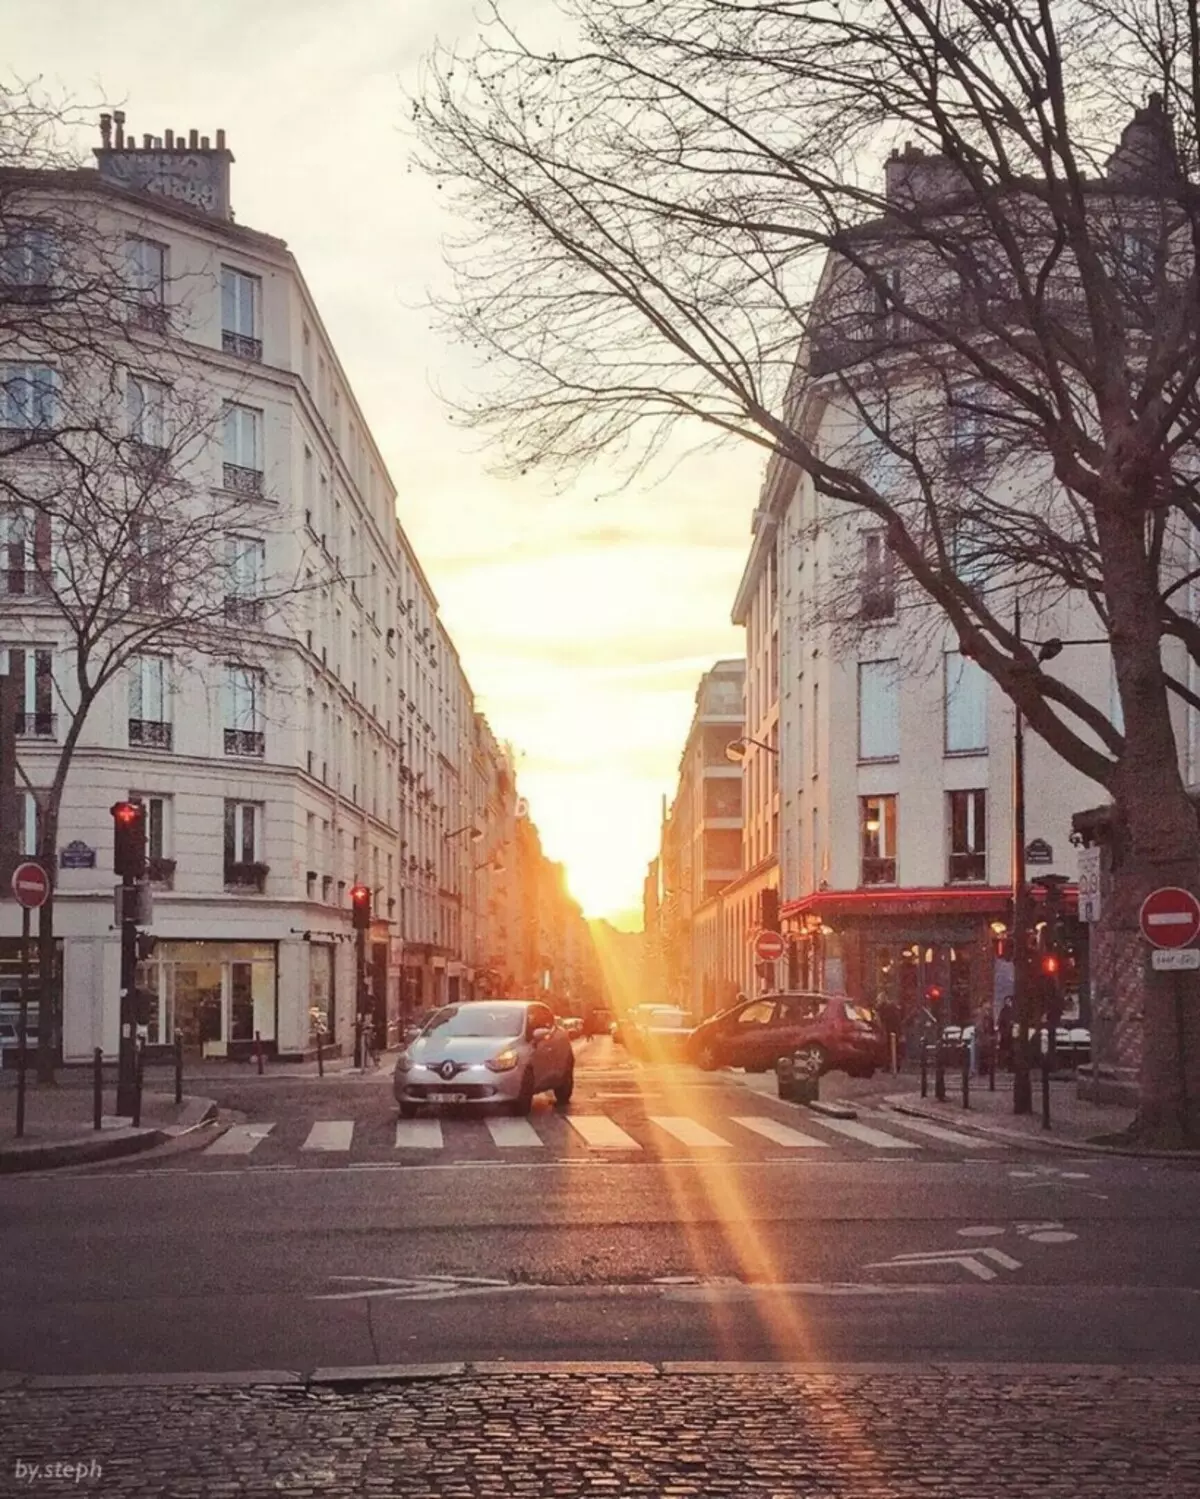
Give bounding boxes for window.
[861,529,896,620]
[128,655,172,749]
[858,660,899,760]
[861,794,897,885]
[1,646,55,737]
[0,507,49,595]
[0,225,54,292]
[220,267,262,360]
[948,385,986,461]
[225,535,265,625]
[945,651,988,754]
[128,519,168,610]
[125,237,167,328]
[734,1000,777,1028]
[131,795,172,880]
[224,665,265,757]
[704,777,742,819]
[948,789,987,882]
[20,790,44,858]
[0,363,56,430]
[222,403,262,494]
[127,375,166,449]
[224,800,265,886]
[947,512,990,586]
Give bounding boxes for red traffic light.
[350,884,370,906]
[112,801,141,826]
[1041,954,1060,976]
[350,883,371,931]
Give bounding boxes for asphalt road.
[2,1040,1198,1376]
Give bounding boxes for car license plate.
[432,1090,467,1103]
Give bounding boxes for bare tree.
[417,0,1200,1142]
[1,83,318,1080]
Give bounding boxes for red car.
[685,992,887,1078]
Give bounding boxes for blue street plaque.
[59,841,97,870]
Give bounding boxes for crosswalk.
[191,1106,1001,1166]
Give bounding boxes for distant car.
[685,992,887,1078]
[584,1007,614,1037]
[629,1006,696,1061]
[393,1000,575,1117]
[617,1003,672,1051]
[560,1017,585,1039]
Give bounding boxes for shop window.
[861,794,897,885]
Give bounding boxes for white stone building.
[0,116,513,1062]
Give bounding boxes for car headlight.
[395,1052,412,1072]
[485,1048,520,1073]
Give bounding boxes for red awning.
[782,884,1078,923]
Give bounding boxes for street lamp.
[444,825,484,843]
[725,736,779,763]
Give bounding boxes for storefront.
[137,940,278,1058]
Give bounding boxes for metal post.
[1012,603,1033,1114]
[355,924,367,1065]
[116,877,138,1116]
[132,1038,144,1128]
[316,1031,324,1078]
[254,1029,264,1075]
[93,1047,103,1130]
[1041,1040,1051,1130]
[173,1028,183,1106]
[15,905,30,1138]
[889,1031,898,1076]
[920,1035,928,1097]
[962,1035,970,1109]
[1175,972,1191,1143]
[989,1031,997,1091]
[935,1029,946,1101]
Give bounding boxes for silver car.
[393,1000,575,1118]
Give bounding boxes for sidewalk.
[878,1071,1194,1156]
[0,1081,217,1172]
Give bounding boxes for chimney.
[884,140,965,207]
[94,114,236,219]
[1105,92,1179,186]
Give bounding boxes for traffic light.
[1041,953,1060,977]
[111,801,145,880]
[350,883,371,931]
[136,932,157,962]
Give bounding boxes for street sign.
[59,840,97,870]
[11,861,49,908]
[1139,886,1200,949]
[755,929,786,962]
[1077,846,1101,923]
[1025,838,1054,865]
[1151,948,1200,971]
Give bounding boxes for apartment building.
[0,115,536,1063]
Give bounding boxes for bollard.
[132,1039,145,1128]
[254,1030,264,1076]
[1041,1045,1051,1130]
[93,1047,103,1131]
[920,1039,928,1098]
[15,1010,28,1140]
[354,1016,363,1071]
[961,1038,970,1109]
[889,1031,898,1076]
[316,1032,325,1078]
[174,1028,183,1107]
[934,1032,946,1102]
[989,1035,997,1092]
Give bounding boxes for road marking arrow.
[864,1246,1022,1281]
[310,1274,523,1302]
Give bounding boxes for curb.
[0,1097,218,1174]
[3,1361,1198,1391]
[881,1096,1200,1160]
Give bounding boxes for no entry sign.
[11,861,50,909]
[755,929,786,962]
[1139,886,1200,950]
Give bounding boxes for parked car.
[584,1007,614,1037]
[628,1006,696,1060]
[560,1016,585,1039]
[393,1000,574,1117]
[618,1003,674,1051]
[685,992,887,1078]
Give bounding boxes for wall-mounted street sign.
[59,840,97,870]
[1077,846,1101,923]
[1139,886,1200,950]
[1151,948,1200,971]
[1025,838,1054,865]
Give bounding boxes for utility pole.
[112,801,146,1116]
[1012,602,1033,1114]
[351,883,370,1063]
[0,673,18,884]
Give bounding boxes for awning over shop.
[782,883,1077,924]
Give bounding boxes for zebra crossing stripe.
[876,1114,999,1149]
[566,1115,642,1150]
[650,1117,733,1148]
[206,1123,275,1156]
[302,1121,355,1152]
[395,1119,444,1149]
[805,1117,921,1150]
[486,1117,544,1148]
[731,1116,831,1148]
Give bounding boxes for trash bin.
[776,1055,819,1105]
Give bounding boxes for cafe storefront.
[136,939,277,1058]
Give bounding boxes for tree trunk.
[1098,504,1200,1145]
[35,805,58,1085]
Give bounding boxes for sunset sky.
[5,0,761,925]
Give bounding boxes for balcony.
[222,462,263,497]
[225,861,268,892]
[861,856,897,886]
[224,727,265,758]
[15,711,55,739]
[948,850,987,883]
[224,595,264,626]
[222,330,263,362]
[147,856,176,888]
[128,718,173,750]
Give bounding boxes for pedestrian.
[997,998,1014,1072]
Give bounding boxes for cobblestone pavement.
[3,1367,1198,1497]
